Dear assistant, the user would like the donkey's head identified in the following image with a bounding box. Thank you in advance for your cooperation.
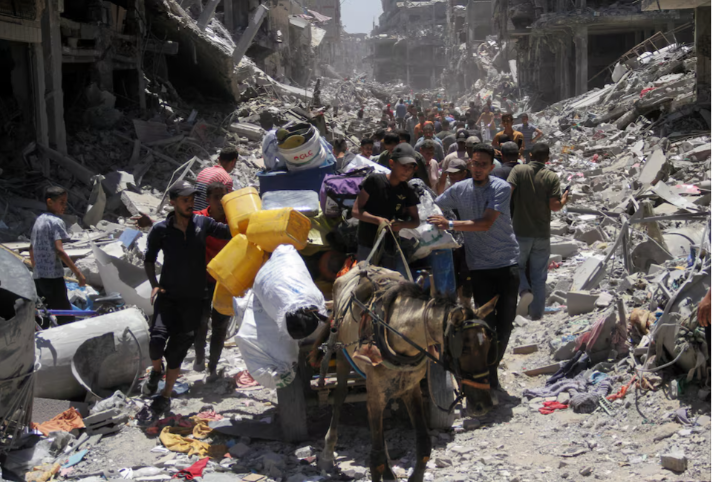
[444,296,498,416]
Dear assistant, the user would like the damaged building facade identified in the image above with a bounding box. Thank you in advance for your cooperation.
[0,0,341,167]
[369,0,448,89]
[440,0,704,107]
[506,0,695,104]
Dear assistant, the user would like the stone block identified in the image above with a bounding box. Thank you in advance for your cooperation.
[595,292,614,308]
[83,409,121,426]
[551,240,580,259]
[572,257,605,291]
[549,254,563,264]
[574,225,607,245]
[121,191,159,216]
[229,442,251,458]
[660,452,687,472]
[567,292,599,316]
[228,123,265,141]
[513,344,538,355]
[551,221,569,236]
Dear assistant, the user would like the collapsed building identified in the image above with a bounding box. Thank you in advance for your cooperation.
[369,0,448,89]
[0,0,343,175]
[440,0,709,110]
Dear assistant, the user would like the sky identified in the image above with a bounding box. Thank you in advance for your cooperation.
[341,0,382,34]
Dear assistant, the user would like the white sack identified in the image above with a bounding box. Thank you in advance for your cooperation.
[252,245,327,336]
[235,297,299,390]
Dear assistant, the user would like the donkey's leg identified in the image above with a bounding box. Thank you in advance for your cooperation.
[404,383,431,482]
[367,390,396,481]
[318,351,351,471]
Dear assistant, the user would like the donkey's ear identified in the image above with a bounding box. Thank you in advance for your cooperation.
[474,296,498,320]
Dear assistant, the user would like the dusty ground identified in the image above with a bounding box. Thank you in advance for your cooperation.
[64,309,712,482]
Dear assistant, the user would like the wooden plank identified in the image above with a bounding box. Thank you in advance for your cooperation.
[523,363,561,377]
[513,344,539,355]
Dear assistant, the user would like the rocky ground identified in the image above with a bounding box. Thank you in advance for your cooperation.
[62,308,712,482]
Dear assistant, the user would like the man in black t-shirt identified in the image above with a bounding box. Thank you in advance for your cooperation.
[353,144,420,278]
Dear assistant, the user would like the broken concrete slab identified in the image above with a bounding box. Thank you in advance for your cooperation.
[682,144,711,162]
[573,225,607,245]
[524,363,561,377]
[513,344,538,355]
[121,191,160,216]
[567,292,599,316]
[228,122,265,141]
[551,239,580,259]
[660,452,687,472]
[638,148,668,187]
[551,220,568,236]
[571,257,606,291]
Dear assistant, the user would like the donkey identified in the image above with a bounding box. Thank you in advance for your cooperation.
[314,263,497,482]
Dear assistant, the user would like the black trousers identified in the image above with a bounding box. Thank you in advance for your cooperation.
[150,294,202,370]
[470,264,519,388]
[35,277,75,324]
[194,283,231,370]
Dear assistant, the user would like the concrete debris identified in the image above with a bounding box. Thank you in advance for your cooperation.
[0,0,709,478]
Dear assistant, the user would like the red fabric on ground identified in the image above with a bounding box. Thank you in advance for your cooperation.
[539,400,569,415]
[172,457,209,479]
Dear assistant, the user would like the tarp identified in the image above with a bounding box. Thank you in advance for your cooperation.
[311,26,326,48]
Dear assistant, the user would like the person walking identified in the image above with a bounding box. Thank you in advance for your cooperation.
[405,106,420,146]
[507,143,568,320]
[192,182,233,381]
[428,143,520,400]
[194,147,237,211]
[514,113,543,161]
[30,186,87,325]
[353,144,420,278]
[491,141,521,182]
[395,99,407,129]
[492,113,524,151]
[143,180,232,414]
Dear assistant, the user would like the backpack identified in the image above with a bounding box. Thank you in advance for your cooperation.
[319,168,373,218]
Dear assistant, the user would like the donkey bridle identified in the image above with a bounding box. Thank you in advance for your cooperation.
[349,294,498,413]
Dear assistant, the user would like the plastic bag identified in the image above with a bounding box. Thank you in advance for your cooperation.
[235,296,299,390]
[261,190,320,217]
[261,130,286,171]
[344,155,390,174]
[231,290,253,332]
[252,245,327,337]
[400,180,460,261]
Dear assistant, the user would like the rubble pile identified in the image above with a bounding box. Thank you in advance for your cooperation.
[0,11,710,480]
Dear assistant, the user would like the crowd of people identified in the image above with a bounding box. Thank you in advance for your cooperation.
[342,97,567,400]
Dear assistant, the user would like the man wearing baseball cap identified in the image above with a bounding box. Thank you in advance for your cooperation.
[436,158,469,196]
[442,130,470,170]
[352,143,420,278]
[143,180,232,415]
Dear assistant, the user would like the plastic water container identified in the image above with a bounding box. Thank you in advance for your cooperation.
[246,208,311,252]
[207,235,265,297]
[222,187,261,236]
[212,283,235,316]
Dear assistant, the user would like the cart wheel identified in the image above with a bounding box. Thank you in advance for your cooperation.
[427,361,457,429]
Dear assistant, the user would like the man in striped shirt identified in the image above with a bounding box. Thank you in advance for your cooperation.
[194,147,237,211]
